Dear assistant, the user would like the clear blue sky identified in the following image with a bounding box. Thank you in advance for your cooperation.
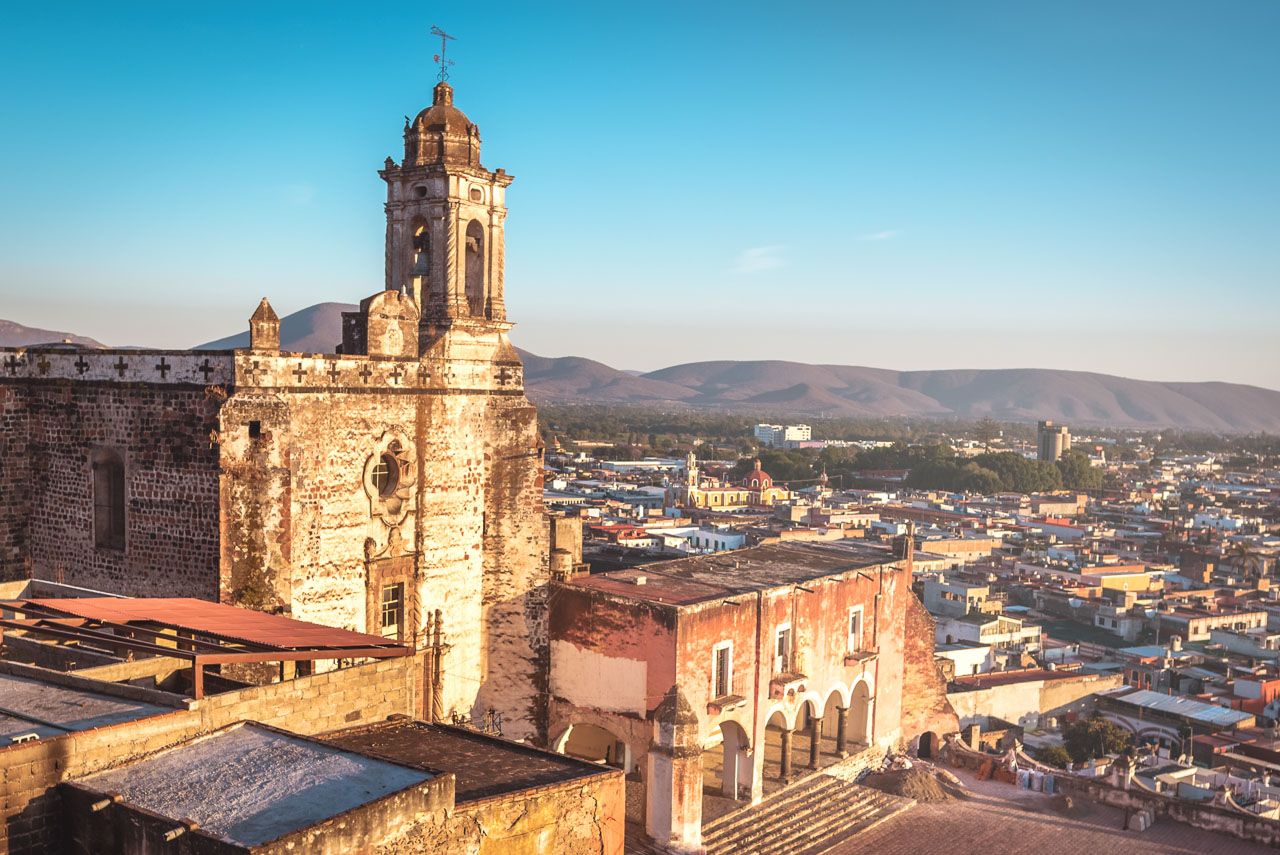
[2,1,1277,388]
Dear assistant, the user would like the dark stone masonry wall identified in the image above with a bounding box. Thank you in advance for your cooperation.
[18,381,223,597]
[0,384,31,582]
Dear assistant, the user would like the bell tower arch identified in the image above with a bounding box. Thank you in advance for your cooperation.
[380,81,513,338]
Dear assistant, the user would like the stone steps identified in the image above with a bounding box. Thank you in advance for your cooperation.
[624,821,671,855]
[702,774,913,855]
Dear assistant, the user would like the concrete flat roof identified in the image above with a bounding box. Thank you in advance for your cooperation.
[563,541,898,606]
[77,723,432,847]
[0,672,169,744]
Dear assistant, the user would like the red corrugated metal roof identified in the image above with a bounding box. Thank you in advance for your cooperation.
[26,597,400,652]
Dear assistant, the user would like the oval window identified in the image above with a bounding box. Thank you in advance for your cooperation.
[371,452,400,497]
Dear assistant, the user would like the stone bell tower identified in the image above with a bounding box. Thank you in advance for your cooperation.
[380,81,512,342]
[374,74,552,741]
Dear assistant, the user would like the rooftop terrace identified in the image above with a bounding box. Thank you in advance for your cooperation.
[563,541,900,606]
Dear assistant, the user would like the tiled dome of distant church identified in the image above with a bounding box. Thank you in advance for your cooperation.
[743,459,773,489]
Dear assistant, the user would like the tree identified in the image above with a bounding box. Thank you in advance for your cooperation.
[974,417,1002,445]
[1032,745,1072,769]
[1056,450,1103,492]
[1063,714,1131,764]
[973,452,1063,493]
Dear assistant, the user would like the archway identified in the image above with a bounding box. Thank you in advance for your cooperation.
[793,699,823,772]
[464,219,485,316]
[701,719,752,822]
[918,731,938,760]
[763,710,791,788]
[820,689,845,759]
[555,722,631,771]
[849,680,871,749]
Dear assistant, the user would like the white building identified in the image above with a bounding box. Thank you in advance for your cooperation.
[753,423,812,447]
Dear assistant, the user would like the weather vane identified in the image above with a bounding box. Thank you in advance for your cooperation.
[431,25,456,82]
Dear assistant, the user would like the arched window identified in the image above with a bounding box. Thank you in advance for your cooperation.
[464,219,485,316]
[412,224,431,276]
[91,450,125,549]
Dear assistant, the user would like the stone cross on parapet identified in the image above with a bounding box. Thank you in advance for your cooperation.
[154,357,171,379]
[74,356,89,375]
[5,354,24,375]
[198,358,215,382]
[359,363,374,384]
[113,356,129,378]
[292,362,308,384]
[244,359,266,385]
[36,355,51,375]
[389,365,404,385]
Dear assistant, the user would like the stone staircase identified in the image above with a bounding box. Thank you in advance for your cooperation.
[699,774,913,855]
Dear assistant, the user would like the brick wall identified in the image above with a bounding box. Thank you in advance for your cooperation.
[0,654,420,855]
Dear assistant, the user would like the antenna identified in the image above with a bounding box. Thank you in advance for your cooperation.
[430,25,456,82]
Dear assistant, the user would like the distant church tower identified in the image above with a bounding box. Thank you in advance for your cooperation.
[380,81,513,340]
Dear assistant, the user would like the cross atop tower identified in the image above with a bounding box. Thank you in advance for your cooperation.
[430,25,456,82]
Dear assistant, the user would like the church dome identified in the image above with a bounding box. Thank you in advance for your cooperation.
[743,459,773,490]
[404,82,482,168]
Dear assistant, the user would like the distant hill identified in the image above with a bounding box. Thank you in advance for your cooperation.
[190,304,1280,432]
[8,303,1280,432]
[196,302,356,352]
[0,319,106,349]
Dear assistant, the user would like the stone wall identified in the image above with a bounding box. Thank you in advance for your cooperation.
[0,655,420,855]
[946,671,1124,731]
[0,384,30,581]
[375,773,625,855]
[16,379,222,597]
[476,391,550,741]
[897,594,960,744]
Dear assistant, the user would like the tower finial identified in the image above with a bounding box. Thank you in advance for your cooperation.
[430,25,456,82]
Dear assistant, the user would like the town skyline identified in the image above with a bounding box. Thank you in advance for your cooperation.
[2,1,1277,389]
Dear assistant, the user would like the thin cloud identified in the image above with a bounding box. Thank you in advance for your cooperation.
[858,229,902,241]
[732,245,784,274]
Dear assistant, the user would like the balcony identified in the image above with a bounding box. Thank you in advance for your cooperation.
[769,671,808,701]
[844,648,877,667]
[707,694,747,716]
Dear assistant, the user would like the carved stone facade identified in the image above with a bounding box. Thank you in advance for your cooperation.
[0,83,553,740]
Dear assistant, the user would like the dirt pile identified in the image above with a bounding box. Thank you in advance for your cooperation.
[861,767,958,803]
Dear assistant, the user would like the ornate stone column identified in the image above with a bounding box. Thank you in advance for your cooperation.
[444,200,461,317]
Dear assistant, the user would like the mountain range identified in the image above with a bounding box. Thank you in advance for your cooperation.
[3,306,1278,432]
[0,319,105,349]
